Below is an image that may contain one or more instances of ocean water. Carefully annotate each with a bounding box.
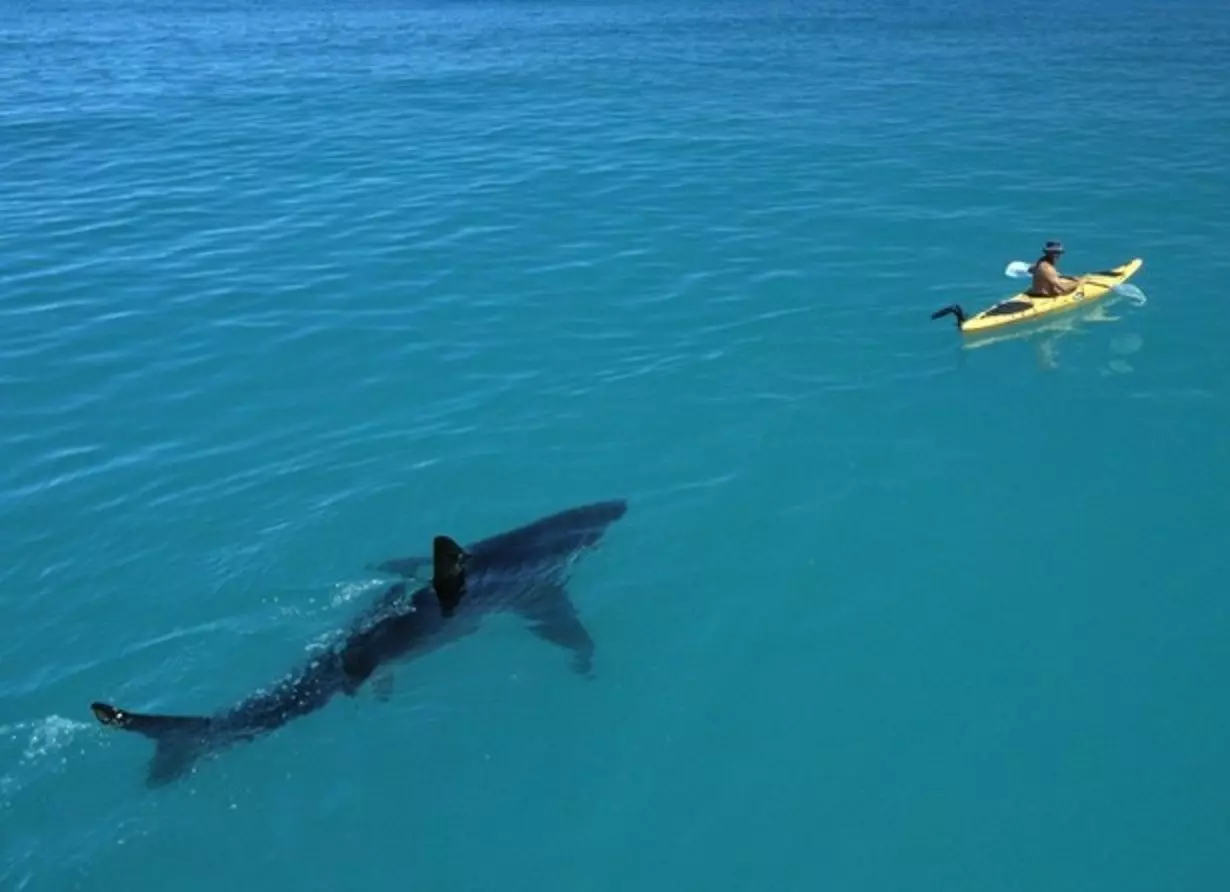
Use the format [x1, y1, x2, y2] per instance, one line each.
[3, 0, 1228, 888]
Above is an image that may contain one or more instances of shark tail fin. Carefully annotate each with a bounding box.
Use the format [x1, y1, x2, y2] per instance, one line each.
[91, 701, 215, 787]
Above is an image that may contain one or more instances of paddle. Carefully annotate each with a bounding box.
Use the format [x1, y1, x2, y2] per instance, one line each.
[1005, 261, 1120, 283]
[1005, 259, 1087, 286]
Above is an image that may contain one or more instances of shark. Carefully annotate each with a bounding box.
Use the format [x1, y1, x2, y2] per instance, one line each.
[89, 498, 628, 787]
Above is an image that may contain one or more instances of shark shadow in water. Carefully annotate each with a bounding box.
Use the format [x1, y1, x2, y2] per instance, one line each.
[89, 499, 628, 786]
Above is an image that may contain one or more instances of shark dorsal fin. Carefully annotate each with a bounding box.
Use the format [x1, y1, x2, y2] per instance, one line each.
[432, 536, 469, 616]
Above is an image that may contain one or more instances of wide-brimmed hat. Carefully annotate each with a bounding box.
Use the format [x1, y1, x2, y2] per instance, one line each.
[1041, 240, 1065, 255]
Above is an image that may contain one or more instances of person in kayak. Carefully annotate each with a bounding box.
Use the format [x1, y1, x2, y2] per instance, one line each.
[1027, 241, 1081, 297]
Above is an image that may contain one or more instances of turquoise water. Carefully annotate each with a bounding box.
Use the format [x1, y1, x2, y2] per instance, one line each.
[3, 0, 1229, 887]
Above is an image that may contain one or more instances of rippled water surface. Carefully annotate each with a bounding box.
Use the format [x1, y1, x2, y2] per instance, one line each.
[3, 0, 1229, 889]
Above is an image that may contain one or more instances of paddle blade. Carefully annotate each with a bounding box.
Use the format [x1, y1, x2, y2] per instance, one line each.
[1004, 261, 1033, 278]
[1115, 283, 1147, 306]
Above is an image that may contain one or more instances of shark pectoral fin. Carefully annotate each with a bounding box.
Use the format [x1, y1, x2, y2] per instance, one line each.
[368, 556, 430, 579]
[517, 586, 595, 677]
[371, 673, 395, 702]
[431, 535, 470, 617]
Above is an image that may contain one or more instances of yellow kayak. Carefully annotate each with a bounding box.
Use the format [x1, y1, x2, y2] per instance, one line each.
[932, 258, 1143, 335]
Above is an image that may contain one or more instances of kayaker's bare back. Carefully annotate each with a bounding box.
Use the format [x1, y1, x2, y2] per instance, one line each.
[1027, 241, 1079, 297]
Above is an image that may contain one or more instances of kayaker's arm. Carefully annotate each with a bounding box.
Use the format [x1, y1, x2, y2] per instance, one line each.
[1034, 263, 1072, 293]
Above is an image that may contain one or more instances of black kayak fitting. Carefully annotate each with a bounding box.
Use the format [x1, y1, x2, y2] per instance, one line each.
[930, 304, 967, 329]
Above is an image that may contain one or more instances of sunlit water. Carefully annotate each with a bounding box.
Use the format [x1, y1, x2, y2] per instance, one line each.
[3, 0, 1229, 889]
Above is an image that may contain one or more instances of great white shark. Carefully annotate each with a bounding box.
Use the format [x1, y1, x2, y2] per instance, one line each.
[89, 499, 628, 786]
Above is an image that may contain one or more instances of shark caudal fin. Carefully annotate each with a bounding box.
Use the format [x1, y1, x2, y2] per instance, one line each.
[432, 535, 469, 616]
[91, 702, 215, 787]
